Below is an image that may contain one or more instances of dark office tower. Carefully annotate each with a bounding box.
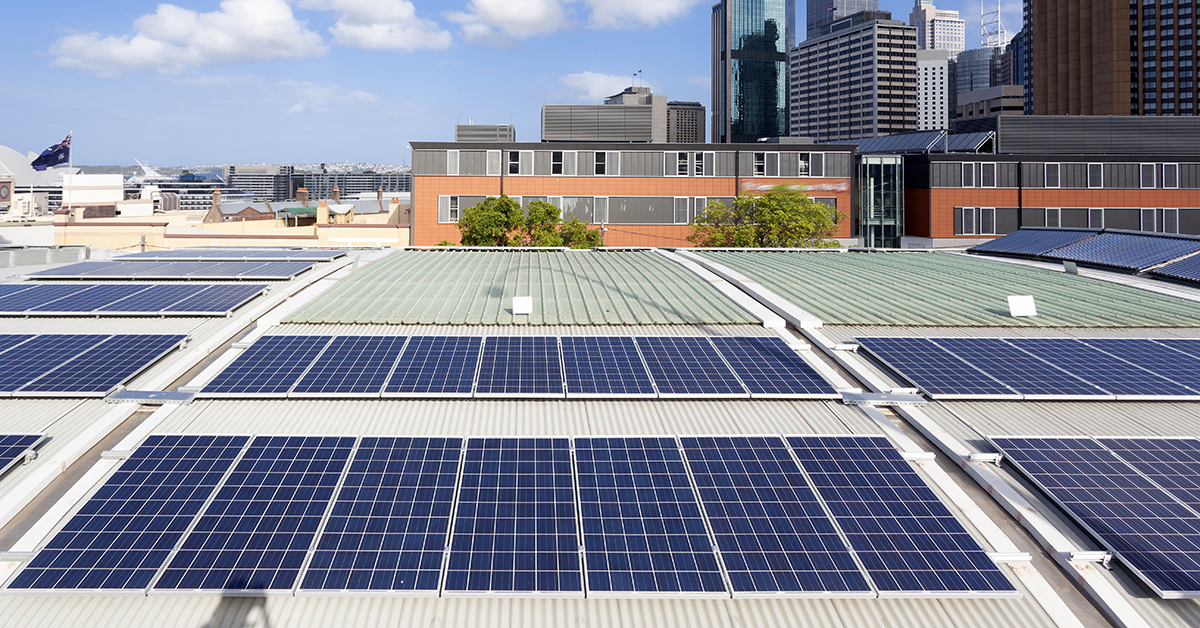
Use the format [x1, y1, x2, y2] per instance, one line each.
[712, 0, 795, 143]
[807, 0, 878, 38]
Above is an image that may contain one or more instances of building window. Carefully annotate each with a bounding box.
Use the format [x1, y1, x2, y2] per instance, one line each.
[674, 198, 690, 224]
[1087, 163, 1104, 188]
[508, 151, 520, 175]
[962, 163, 976, 187]
[594, 197, 608, 223]
[980, 163, 997, 188]
[667, 152, 688, 177]
[693, 197, 708, 219]
[595, 151, 619, 176]
[487, 150, 501, 176]
[438, 195, 460, 223]
[701, 152, 716, 177]
[1089, 207, 1105, 228]
[811, 152, 825, 177]
[1046, 208, 1061, 228]
[1164, 162, 1180, 188]
[552, 151, 564, 175]
[1165, 208, 1180, 234]
[1142, 208, 1158, 232]
[960, 207, 975, 235]
[980, 207, 996, 235]
[447, 150, 459, 176]
[765, 153, 780, 177]
[693, 153, 705, 176]
[1044, 163, 1060, 188]
[754, 152, 766, 176]
[1141, 163, 1157, 188]
[520, 151, 533, 176]
[595, 152, 606, 175]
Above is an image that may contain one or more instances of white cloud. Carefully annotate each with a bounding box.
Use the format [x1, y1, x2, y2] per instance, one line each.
[297, 0, 452, 52]
[583, 0, 707, 29]
[446, 0, 571, 45]
[51, 0, 326, 76]
[279, 80, 381, 114]
[560, 71, 646, 102]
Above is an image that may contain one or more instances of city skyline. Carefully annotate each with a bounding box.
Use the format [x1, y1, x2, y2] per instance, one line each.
[4, 0, 1019, 166]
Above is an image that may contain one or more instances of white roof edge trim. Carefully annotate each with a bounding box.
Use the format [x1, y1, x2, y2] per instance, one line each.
[676, 250, 824, 329]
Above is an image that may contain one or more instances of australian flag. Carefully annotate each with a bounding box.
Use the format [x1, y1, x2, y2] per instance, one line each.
[30, 133, 71, 171]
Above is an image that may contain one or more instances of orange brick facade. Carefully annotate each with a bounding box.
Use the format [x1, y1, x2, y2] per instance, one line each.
[412, 175, 854, 247]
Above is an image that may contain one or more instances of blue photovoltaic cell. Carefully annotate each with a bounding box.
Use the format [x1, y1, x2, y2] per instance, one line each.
[30, 261, 315, 281]
[0, 433, 43, 476]
[475, 337, 563, 396]
[931, 338, 1106, 397]
[0, 284, 35, 300]
[1154, 255, 1200, 284]
[788, 436, 1015, 595]
[560, 337, 655, 397]
[710, 336, 838, 397]
[1158, 339, 1200, 361]
[0, 334, 110, 392]
[1099, 438, 1200, 513]
[680, 436, 870, 594]
[992, 436, 1200, 596]
[302, 437, 461, 591]
[202, 336, 333, 395]
[968, 229, 1099, 257]
[384, 336, 481, 396]
[27, 262, 127, 278]
[291, 336, 407, 395]
[635, 337, 746, 397]
[1046, 232, 1200, 271]
[158, 284, 267, 314]
[97, 284, 207, 312]
[855, 337, 1015, 397]
[120, 249, 344, 262]
[1007, 338, 1195, 396]
[0, 284, 94, 311]
[29, 285, 151, 312]
[10, 435, 248, 590]
[0, 335, 36, 358]
[1078, 339, 1200, 394]
[155, 435, 354, 591]
[21, 334, 186, 394]
[444, 438, 582, 593]
[575, 437, 726, 594]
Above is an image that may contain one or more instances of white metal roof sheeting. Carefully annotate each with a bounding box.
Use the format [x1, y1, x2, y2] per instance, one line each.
[940, 401, 1200, 439]
[820, 325, 1200, 345]
[0, 399, 118, 490]
[0, 588, 1063, 628]
[0, 317, 224, 337]
[269, 324, 776, 337]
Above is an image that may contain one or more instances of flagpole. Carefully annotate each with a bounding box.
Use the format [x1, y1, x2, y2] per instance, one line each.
[65, 129, 73, 216]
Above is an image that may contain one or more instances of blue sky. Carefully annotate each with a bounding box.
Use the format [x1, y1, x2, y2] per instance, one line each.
[2, 0, 1018, 166]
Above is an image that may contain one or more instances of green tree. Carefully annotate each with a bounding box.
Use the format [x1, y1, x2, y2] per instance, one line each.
[456, 195, 603, 248]
[688, 190, 845, 248]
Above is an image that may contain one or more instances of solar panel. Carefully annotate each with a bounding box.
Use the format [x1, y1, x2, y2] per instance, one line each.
[709, 337, 838, 398]
[200, 336, 333, 397]
[0, 284, 94, 311]
[560, 337, 655, 398]
[930, 338, 1107, 397]
[383, 336, 481, 397]
[1099, 437, 1200, 513]
[992, 436, 1200, 598]
[301, 437, 461, 592]
[291, 336, 407, 396]
[20, 334, 187, 395]
[444, 438, 581, 594]
[474, 337, 563, 398]
[635, 337, 747, 398]
[967, 229, 1099, 257]
[10, 435, 248, 590]
[1156, 339, 1200, 361]
[575, 437, 726, 595]
[679, 436, 871, 595]
[1045, 232, 1200, 271]
[159, 284, 267, 314]
[120, 249, 344, 262]
[855, 337, 1017, 398]
[0, 284, 35, 300]
[154, 435, 354, 591]
[29, 261, 315, 281]
[788, 436, 1016, 596]
[0, 433, 44, 477]
[0, 335, 36, 359]
[1077, 339, 1200, 395]
[1153, 255, 1200, 284]
[27, 261, 127, 279]
[0, 334, 110, 392]
[28, 285, 151, 313]
[1007, 338, 1195, 397]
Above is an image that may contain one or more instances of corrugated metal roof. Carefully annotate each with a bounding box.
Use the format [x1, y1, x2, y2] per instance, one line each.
[285, 250, 757, 326]
[0, 399, 122, 502]
[271, 324, 774, 337]
[698, 251, 1200, 327]
[941, 401, 1200, 439]
[819, 325, 1200, 344]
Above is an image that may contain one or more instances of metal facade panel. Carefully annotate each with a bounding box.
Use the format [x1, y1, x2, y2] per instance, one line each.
[460, 151, 488, 176]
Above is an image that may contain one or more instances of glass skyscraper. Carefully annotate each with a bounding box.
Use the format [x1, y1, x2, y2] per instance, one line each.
[807, 0, 877, 38]
[712, 0, 794, 143]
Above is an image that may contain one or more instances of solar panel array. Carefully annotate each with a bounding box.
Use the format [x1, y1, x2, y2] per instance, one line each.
[119, 249, 346, 262]
[1154, 255, 1200, 284]
[200, 335, 839, 399]
[29, 260, 316, 281]
[0, 282, 268, 316]
[968, 229, 1099, 257]
[857, 336, 1200, 400]
[0, 333, 186, 397]
[11, 433, 1016, 598]
[992, 436, 1200, 598]
[0, 434, 44, 477]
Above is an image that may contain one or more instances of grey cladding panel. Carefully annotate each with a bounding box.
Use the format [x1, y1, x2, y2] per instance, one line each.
[1022, 208, 1046, 227]
[532, 151, 552, 176]
[998, 116, 1200, 154]
[716, 152, 737, 177]
[1062, 208, 1089, 228]
[997, 163, 1018, 188]
[781, 153, 799, 178]
[1022, 163, 1045, 188]
[620, 151, 663, 177]
[826, 152, 853, 178]
[578, 151, 596, 177]
[1107, 163, 1136, 189]
[997, 208, 1020, 234]
[460, 196, 487, 211]
[413, 151, 447, 176]
[931, 162, 961, 188]
[738, 155, 755, 177]
[1106, 208, 1140, 230]
[1181, 209, 1200, 236]
[1182, 164, 1200, 189]
[1063, 163, 1087, 189]
[610, 197, 674, 224]
[461, 151, 488, 176]
[561, 197, 595, 222]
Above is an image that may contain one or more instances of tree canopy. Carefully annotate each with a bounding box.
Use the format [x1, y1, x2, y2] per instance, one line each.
[687, 190, 845, 248]
[457, 196, 602, 248]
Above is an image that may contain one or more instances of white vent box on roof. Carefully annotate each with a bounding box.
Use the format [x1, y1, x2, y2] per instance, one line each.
[512, 296, 533, 316]
[1008, 295, 1038, 317]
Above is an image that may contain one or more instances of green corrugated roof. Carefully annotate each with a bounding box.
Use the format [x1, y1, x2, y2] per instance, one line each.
[286, 249, 757, 325]
[698, 250, 1200, 327]
[283, 207, 318, 216]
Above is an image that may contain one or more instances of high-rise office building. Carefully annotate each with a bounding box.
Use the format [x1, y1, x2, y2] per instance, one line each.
[954, 47, 1003, 98]
[908, 0, 964, 55]
[807, 0, 878, 38]
[790, 11, 918, 141]
[712, 0, 794, 143]
[917, 50, 953, 130]
[222, 165, 294, 202]
[667, 101, 706, 143]
[1032, 1, 1198, 116]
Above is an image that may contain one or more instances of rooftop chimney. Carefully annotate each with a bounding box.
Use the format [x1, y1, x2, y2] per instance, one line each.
[332, 186, 341, 204]
[212, 189, 221, 214]
[297, 188, 309, 207]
